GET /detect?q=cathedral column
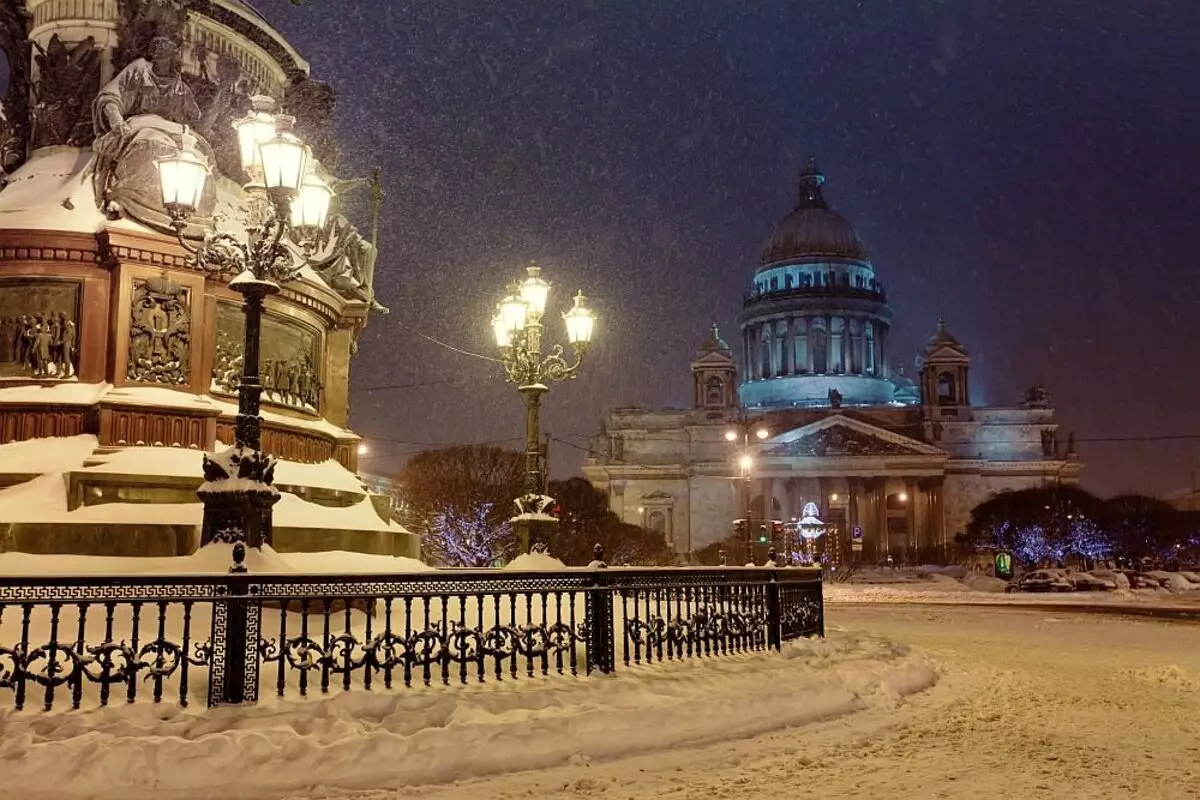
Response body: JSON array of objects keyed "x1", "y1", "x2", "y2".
[
  {"x1": 742, "y1": 328, "x2": 751, "y2": 381},
  {"x1": 880, "y1": 326, "x2": 890, "y2": 379},
  {"x1": 875, "y1": 479, "x2": 889, "y2": 560},
  {"x1": 926, "y1": 477, "x2": 946, "y2": 563},
  {"x1": 806, "y1": 317, "x2": 815, "y2": 374},
  {"x1": 786, "y1": 319, "x2": 795, "y2": 375},
  {"x1": 825, "y1": 314, "x2": 833, "y2": 375},
  {"x1": 762, "y1": 476, "x2": 776, "y2": 522},
  {"x1": 904, "y1": 477, "x2": 920, "y2": 565},
  {"x1": 847, "y1": 477, "x2": 862, "y2": 565}
]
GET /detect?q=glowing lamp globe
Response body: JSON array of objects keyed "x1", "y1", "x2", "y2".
[
  {"x1": 492, "y1": 313, "x2": 513, "y2": 348},
  {"x1": 519, "y1": 263, "x2": 551, "y2": 317},
  {"x1": 258, "y1": 114, "x2": 307, "y2": 194},
  {"x1": 156, "y1": 143, "x2": 210, "y2": 218},
  {"x1": 738, "y1": 454, "x2": 754, "y2": 471},
  {"x1": 499, "y1": 290, "x2": 528, "y2": 336},
  {"x1": 563, "y1": 291, "x2": 595, "y2": 346},
  {"x1": 724, "y1": 430, "x2": 737, "y2": 442},
  {"x1": 291, "y1": 172, "x2": 334, "y2": 231},
  {"x1": 232, "y1": 96, "x2": 276, "y2": 172},
  {"x1": 755, "y1": 428, "x2": 769, "y2": 439}
]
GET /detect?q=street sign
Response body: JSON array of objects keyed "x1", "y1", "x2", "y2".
[{"x1": 851, "y1": 526, "x2": 863, "y2": 551}]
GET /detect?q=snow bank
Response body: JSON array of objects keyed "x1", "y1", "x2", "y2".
[{"x1": 0, "y1": 633, "x2": 935, "y2": 800}]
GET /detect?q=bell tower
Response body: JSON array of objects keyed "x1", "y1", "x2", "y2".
[
  {"x1": 692, "y1": 324, "x2": 737, "y2": 416},
  {"x1": 919, "y1": 318, "x2": 971, "y2": 419}
]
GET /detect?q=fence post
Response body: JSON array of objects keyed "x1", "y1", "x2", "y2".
[
  {"x1": 765, "y1": 548, "x2": 782, "y2": 651},
  {"x1": 585, "y1": 544, "x2": 615, "y2": 674},
  {"x1": 208, "y1": 543, "x2": 262, "y2": 706}
]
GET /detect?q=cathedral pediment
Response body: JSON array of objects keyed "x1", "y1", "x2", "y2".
[{"x1": 765, "y1": 416, "x2": 943, "y2": 458}]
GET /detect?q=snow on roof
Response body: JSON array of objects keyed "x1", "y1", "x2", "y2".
[
  {"x1": 0, "y1": 434, "x2": 97, "y2": 474},
  {"x1": 0, "y1": 381, "x2": 109, "y2": 405},
  {"x1": 0, "y1": 467, "x2": 399, "y2": 533},
  {"x1": 100, "y1": 385, "x2": 221, "y2": 411},
  {"x1": 207, "y1": 396, "x2": 357, "y2": 439},
  {"x1": 83, "y1": 445, "x2": 365, "y2": 494},
  {"x1": 0, "y1": 543, "x2": 427, "y2": 576}
]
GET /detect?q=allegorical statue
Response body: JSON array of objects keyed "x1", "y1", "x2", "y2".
[{"x1": 92, "y1": 37, "x2": 229, "y2": 233}]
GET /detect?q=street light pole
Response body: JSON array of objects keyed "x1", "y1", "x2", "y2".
[
  {"x1": 156, "y1": 100, "x2": 334, "y2": 549},
  {"x1": 493, "y1": 264, "x2": 596, "y2": 554},
  {"x1": 726, "y1": 414, "x2": 768, "y2": 563}
]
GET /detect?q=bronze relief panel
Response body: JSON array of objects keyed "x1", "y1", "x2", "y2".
[
  {"x1": 213, "y1": 302, "x2": 322, "y2": 414},
  {"x1": 127, "y1": 276, "x2": 191, "y2": 385},
  {"x1": 0, "y1": 280, "x2": 81, "y2": 380}
]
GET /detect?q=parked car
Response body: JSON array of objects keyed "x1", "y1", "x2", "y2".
[
  {"x1": 1006, "y1": 570, "x2": 1075, "y2": 593},
  {"x1": 1066, "y1": 572, "x2": 1117, "y2": 591}
]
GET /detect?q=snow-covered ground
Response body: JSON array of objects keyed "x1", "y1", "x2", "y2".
[
  {"x1": 3, "y1": 605, "x2": 1198, "y2": 799},
  {"x1": 823, "y1": 567, "x2": 1200, "y2": 608}
]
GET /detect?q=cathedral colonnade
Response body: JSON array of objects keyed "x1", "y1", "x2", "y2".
[
  {"x1": 745, "y1": 474, "x2": 946, "y2": 565},
  {"x1": 741, "y1": 315, "x2": 890, "y2": 380}
]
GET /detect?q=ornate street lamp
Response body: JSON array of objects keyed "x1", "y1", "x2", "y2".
[
  {"x1": 492, "y1": 263, "x2": 596, "y2": 553},
  {"x1": 154, "y1": 100, "x2": 332, "y2": 550}
]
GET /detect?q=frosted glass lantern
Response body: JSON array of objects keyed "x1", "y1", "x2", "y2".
[
  {"x1": 156, "y1": 144, "x2": 210, "y2": 216},
  {"x1": 519, "y1": 264, "x2": 551, "y2": 317},
  {"x1": 492, "y1": 314, "x2": 512, "y2": 348},
  {"x1": 258, "y1": 114, "x2": 307, "y2": 194},
  {"x1": 232, "y1": 97, "x2": 276, "y2": 172},
  {"x1": 499, "y1": 290, "x2": 528, "y2": 336},
  {"x1": 291, "y1": 172, "x2": 334, "y2": 231},
  {"x1": 563, "y1": 291, "x2": 595, "y2": 346}
]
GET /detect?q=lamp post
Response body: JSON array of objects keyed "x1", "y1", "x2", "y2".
[
  {"x1": 726, "y1": 415, "x2": 768, "y2": 562},
  {"x1": 492, "y1": 263, "x2": 596, "y2": 553},
  {"x1": 155, "y1": 97, "x2": 333, "y2": 549}
]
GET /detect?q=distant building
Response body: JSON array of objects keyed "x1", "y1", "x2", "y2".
[{"x1": 583, "y1": 161, "x2": 1081, "y2": 563}]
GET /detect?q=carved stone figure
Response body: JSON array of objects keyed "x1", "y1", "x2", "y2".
[
  {"x1": 305, "y1": 211, "x2": 388, "y2": 312},
  {"x1": 128, "y1": 276, "x2": 190, "y2": 385},
  {"x1": 113, "y1": 0, "x2": 191, "y2": 75},
  {"x1": 775, "y1": 426, "x2": 912, "y2": 458},
  {"x1": 1040, "y1": 428, "x2": 1058, "y2": 457},
  {"x1": 92, "y1": 36, "x2": 228, "y2": 232},
  {"x1": 1023, "y1": 384, "x2": 1051, "y2": 409},
  {"x1": 828, "y1": 387, "x2": 843, "y2": 409},
  {"x1": 31, "y1": 35, "x2": 102, "y2": 149}
]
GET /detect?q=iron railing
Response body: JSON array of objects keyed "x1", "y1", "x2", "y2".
[{"x1": 0, "y1": 549, "x2": 823, "y2": 711}]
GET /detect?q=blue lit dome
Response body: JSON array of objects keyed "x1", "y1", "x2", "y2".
[
  {"x1": 761, "y1": 164, "x2": 870, "y2": 264},
  {"x1": 737, "y1": 160, "x2": 907, "y2": 409}
]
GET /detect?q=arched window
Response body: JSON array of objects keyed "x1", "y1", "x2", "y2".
[
  {"x1": 648, "y1": 511, "x2": 667, "y2": 536},
  {"x1": 706, "y1": 376, "x2": 724, "y2": 408},
  {"x1": 937, "y1": 372, "x2": 957, "y2": 404}
]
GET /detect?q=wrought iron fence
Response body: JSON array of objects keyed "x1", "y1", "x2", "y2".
[{"x1": 0, "y1": 549, "x2": 822, "y2": 712}]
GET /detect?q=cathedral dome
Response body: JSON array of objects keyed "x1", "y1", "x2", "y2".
[{"x1": 761, "y1": 161, "x2": 869, "y2": 264}]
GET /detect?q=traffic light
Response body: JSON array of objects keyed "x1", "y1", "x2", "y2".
[
  {"x1": 758, "y1": 524, "x2": 768, "y2": 543},
  {"x1": 733, "y1": 519, "x2": 747, "y2": 539}
]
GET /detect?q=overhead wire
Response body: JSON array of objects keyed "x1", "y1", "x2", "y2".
[{"x1": 392, "y1": 317, "x2": 502, "y2": 363}]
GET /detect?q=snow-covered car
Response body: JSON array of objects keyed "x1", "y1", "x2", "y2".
[
  {"x1": 1006, "y1": 570, "x2": 1075, "y2": 593},
  {"x1": 1066, "y1": 572, "x2": 1117, "y2": 591}
]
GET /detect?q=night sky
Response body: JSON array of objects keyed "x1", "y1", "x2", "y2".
[{"x1": 252, "y1": 0, "x2": 1200, "y2": 498}]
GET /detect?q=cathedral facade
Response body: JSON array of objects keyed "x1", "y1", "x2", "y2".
[{"x1": 582, "y1": 162, "x2": 1081, "y2": 564}]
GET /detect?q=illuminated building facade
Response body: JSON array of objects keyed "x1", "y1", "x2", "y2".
[{"x1": 583, "y1": 162, "x2": 1081, "y2": 563}]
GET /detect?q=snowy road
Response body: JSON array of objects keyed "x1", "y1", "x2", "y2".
[{"x1": 325, "y1": 606, "x2": 1200, "y2": 800}]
